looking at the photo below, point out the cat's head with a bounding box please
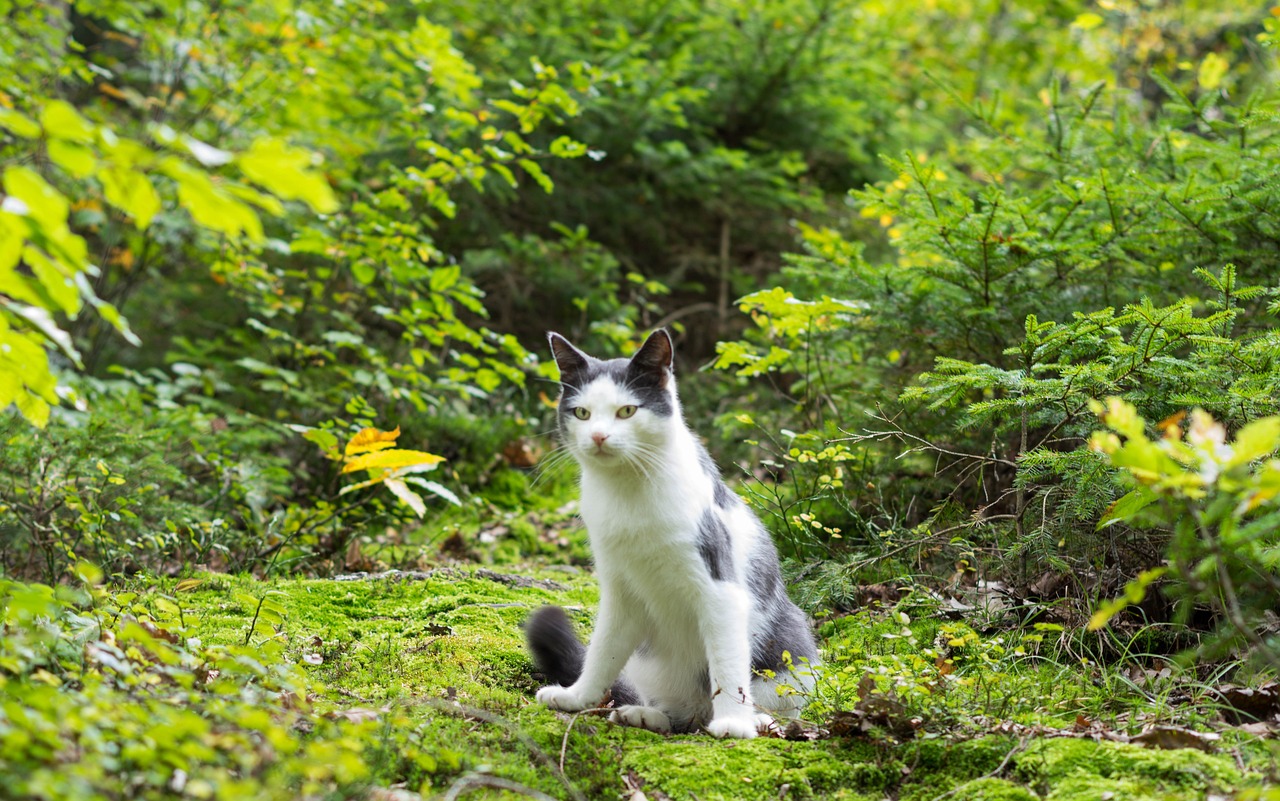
[548,330,678,470]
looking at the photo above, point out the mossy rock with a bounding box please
[1014,738,1241,801]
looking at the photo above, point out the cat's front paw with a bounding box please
[536,684,597,712]
[707,715,759,739]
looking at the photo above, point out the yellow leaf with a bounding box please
[1198,52,1229,91]
[344,426,401,457]
[341,448,444,475]
[1072,12,1104,30]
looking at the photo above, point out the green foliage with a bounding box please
[0,577,348,800]
[1090,399,1280,670]
[6,568,1269,801]
[0,394,287,580]
[0,0,608,577]
[712,12,1280,611]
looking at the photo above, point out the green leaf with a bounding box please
[1097,487,1158,529]
[0,108,41,139]
[100,167,161,228]
[0,299,82,366]
[1228,417,1280,467]
[1088,567,1167,630]
[1071,12,1104,30]
[1198,53,1229,90]
[548,136,587,158]
[40,100,94,143]
[23,246,81,316]
[171,166,263,240]
[47,140,97,178]
[4,165,70,230]
[517,159,553,193]
[237,138,337,214]
[428,265,460,292]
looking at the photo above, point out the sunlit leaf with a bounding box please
[100,167,161,228]
[0,108,41,139]
[341,448,445,475]
[344,426,401,456]
[237,138,337,214]
[1097,487,1158,529]
[40,99,94,143]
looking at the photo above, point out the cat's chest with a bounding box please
[579,467,709,534]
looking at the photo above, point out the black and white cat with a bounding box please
[526,329,818,739]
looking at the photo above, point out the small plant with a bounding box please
[1089,398,1280,672]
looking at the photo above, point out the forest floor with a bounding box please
[156,565,1275,801]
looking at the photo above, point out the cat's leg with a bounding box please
[697,584,760,739]
[536,588,646,712]
[610,650,706,734]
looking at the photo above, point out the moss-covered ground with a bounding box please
[151,567,1275,800]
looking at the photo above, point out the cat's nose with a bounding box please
[591,432,609,447]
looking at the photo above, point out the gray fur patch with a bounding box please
[623,359,673,417]
[696,507,733,582]
[746,544,781,599]
[750,600,819,674]
[696,445,734,508]
[553,355,673,419]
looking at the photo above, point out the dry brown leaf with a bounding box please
[1131,725,1220,752]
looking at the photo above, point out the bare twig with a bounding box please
[411,697,588,801]
[929,733,1032,801]
[836,424,1019,470]
[559,708,613,774]
[443,773,561,801]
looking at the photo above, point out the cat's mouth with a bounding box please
[585,442,622,462]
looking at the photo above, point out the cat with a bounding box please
[526,329,819,739]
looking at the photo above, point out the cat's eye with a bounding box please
[572,407,591,420]
[617,405,638,419]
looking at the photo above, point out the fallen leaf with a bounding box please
[1131,725,1220,752]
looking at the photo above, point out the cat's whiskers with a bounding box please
[531,444,579,489]
[623,442,668,484]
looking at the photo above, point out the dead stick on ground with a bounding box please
[560,707,613,774]
[412,697,587,801]
[929,733,1032,801]
[443,772,561,801]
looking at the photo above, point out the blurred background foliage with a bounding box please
[2,0,1279,670]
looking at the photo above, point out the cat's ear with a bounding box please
[548,332,590,386]
[630,329,674,378]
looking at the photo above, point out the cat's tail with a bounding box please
[525,606,639,705]
[525,605,586,687]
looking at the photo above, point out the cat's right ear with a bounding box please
[548,332,590,387]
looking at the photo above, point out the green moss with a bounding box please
[143,570,1265,801]
[896,739,1018,801]
[1015,739,1241,801]
[625,738,887,800]
[948,778,1040,801]
[483,468,532,509]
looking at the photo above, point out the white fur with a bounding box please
[538,370,808,738]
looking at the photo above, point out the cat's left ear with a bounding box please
[630,329,674,378]
[548,332,591,386]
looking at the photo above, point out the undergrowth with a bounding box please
[2,565,1275,800]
